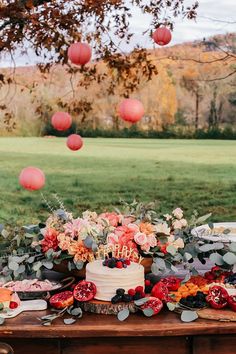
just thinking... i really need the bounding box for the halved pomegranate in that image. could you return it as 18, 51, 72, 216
73, 280, 96, 302
141, 297, 163, 316
49, 291, 74, 309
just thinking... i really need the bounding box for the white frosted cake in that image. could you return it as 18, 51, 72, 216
86, 260, 144, 301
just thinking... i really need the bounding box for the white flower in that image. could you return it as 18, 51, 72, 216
180, 218, 188, 227
155, 222, 170, 235
172, 208, 183, 220
167, 235, 185, 250
172, 219, 183, 230
164, 214, 172, 221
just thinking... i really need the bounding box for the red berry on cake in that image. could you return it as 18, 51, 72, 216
140, 291, 146, 298
135, 286, 144, 293
116, 261, 123, 268
125, 259, 131, 265
128, 289, 136, 296
145, 280, 151, 286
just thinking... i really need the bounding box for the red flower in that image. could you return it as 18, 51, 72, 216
41, 228, 59, 253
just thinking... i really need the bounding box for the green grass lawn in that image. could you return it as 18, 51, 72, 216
0, 137, 236, 224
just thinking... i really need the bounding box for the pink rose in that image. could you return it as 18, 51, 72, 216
172, 208, 183, 220
134, 232, 147, 246
147, 234, 157, 248
107, 233, 119, 245
141, 242, 151, 252
99, 212, 121, 227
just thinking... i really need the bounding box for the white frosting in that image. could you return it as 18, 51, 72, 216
86, 260, 144, 301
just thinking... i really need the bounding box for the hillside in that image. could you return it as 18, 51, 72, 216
0, 33, 236, 135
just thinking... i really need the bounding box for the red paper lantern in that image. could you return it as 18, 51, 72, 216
51, 112, 72, 131
68, 42, 92, 66
66, 134, 83, 151
19, 167, 45, 191
153, 27, 172, 46
118, 99, 144, 123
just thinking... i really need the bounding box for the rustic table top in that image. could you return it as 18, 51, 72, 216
0, 310, 236, 338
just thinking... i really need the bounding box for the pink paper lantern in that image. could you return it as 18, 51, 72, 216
19, 167, 45, 191
66, 134, 83, 151
118, 99, 144, 123
51, 112, 72, 131
68, 42, 92, 66
153, 27, 172, 46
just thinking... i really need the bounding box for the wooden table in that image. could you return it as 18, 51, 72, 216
0, 310, 235, 354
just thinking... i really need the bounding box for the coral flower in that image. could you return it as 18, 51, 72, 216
139, 222, 155, 235
41, 228, 59, 253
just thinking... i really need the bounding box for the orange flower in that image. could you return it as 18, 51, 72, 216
139, 222, 155, 235
68, 241, 94, 263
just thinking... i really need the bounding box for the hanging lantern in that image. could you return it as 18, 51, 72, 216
66, 134, 83, 151
153, 27, 172, 46
118, 98, 144, 123
19, 167, 45, 191
68, 42, 92, 66
51, 112, 72, 131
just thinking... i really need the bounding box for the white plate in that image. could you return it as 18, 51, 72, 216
191, 222, 236, 242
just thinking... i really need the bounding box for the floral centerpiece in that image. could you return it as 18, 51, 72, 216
0, 200, 235, 282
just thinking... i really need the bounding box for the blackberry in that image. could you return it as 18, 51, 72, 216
145, 285, 153, 294
133, 292, 142, 301
122, 294, 133, 303
111, 294, 122, 304
116, 288, 125, 296
108, 259, 116, 268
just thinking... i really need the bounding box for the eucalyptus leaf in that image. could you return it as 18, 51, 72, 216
64, 318, 76, 325
32, 261, 42, 271
184, 252, 193, 261
166, 245, 177, 256
229, 243, 236, 253
134, 298, 150, 306
199, 244, 216, 252
142, 308, 154, 317
42, 261, 54, 270
27, 256, 35, 264
181, 273, 191, 284
75, 261, 84, 270
171, 265, 179, 273
18, 264, 26, 274
70, 307, 83, 317
209, 253, 224, 266
196, 213, 212, 224
83, 236, 94, 249
167, 302, 176, 311
117, 308, 130, 321
223, 252, 236, 265
91, 243, 98, 252
154, 257, 166, 270
181, 310, 198, 323
8, 261, 19, 271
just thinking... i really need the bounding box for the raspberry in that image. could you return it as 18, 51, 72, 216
135, 286, 144, 293
116, 261, 123, 268
125, 259, 131, 265
9, 301, 18, 309
145, 280, 151, 286
128, 289, 136, 296
140, 291, 146, 298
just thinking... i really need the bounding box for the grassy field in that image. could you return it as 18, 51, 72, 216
0, 137, 235, 224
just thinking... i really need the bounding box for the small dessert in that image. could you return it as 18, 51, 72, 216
0, 288, 21, 309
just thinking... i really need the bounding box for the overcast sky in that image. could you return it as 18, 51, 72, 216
1, 0, 236, 67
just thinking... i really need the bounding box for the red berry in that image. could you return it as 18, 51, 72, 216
9, 301, 18, 309
145, 280, 151, 286
140, 291, 145, 298
135, 286, 144, 293
116, 261, 123, 268
128, 289, 136, 296
125, 259, 131, 265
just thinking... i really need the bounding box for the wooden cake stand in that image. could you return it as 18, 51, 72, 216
80, 299, 138, 315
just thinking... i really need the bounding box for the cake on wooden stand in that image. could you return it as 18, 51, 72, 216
81, 253, 145, 314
